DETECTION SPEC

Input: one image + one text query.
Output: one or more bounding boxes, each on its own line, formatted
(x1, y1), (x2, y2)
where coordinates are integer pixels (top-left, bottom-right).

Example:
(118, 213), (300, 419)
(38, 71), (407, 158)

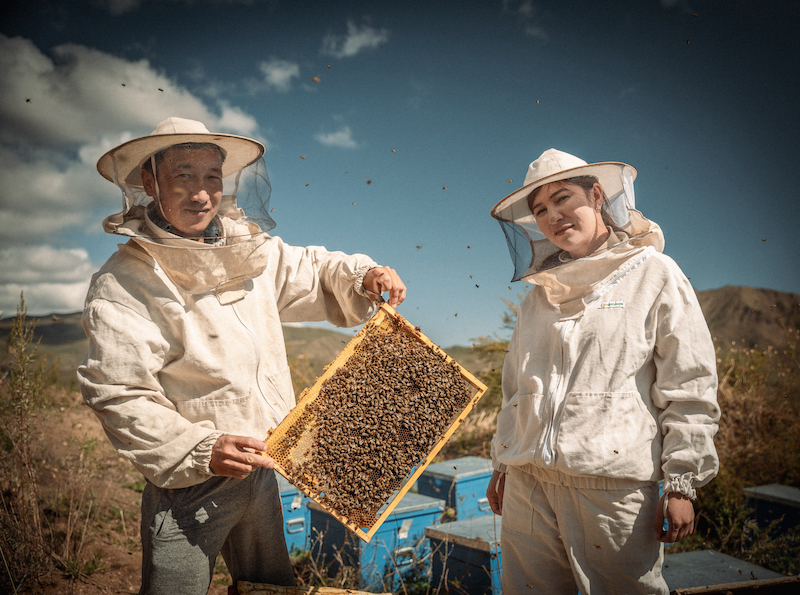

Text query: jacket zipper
(542, 318), (574, 466)
(231, 303), (283, 420)
(539, 249), (653, 466)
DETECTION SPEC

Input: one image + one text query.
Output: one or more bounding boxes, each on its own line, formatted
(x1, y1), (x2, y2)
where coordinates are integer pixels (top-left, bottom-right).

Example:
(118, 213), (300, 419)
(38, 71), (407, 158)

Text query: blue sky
(1, 0), (798, 348)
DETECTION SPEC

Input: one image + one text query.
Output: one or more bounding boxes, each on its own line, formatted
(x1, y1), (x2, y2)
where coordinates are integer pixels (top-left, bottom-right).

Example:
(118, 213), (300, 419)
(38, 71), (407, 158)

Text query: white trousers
(501, 466), (668, 595)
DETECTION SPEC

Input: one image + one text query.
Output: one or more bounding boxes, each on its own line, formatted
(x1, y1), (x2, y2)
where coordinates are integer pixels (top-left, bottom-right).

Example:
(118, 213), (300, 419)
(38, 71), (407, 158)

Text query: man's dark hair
(140, 142), (226, 175)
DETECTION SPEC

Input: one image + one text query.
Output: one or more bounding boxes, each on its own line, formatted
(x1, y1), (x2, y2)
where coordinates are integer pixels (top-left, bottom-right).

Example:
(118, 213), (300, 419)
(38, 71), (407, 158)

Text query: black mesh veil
(101, 146), (276, 242)
(492, 163), (647, 282)
(229, 156), (276, 233)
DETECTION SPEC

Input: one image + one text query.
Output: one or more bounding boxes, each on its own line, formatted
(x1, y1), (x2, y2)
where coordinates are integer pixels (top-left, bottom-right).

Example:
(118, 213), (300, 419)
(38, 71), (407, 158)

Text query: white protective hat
(491, 148), (637, 223)
(491, 149), (659, 281)
(97, 116), (265, 188)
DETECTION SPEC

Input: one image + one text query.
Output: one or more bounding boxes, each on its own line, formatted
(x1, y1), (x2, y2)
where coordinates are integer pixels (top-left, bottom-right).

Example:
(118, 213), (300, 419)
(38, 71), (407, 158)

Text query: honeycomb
(264, 303), (487, 542)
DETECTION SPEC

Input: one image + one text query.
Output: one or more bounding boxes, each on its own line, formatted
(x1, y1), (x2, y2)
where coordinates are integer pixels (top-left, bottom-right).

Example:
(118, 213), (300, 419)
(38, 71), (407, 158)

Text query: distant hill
(2, 285), (798, 387)
(696, 286), (799, 352)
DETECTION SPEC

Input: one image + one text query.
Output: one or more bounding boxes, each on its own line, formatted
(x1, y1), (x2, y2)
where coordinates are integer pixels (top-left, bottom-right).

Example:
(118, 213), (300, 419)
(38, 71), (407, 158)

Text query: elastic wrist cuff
(662, 472), (697, 500)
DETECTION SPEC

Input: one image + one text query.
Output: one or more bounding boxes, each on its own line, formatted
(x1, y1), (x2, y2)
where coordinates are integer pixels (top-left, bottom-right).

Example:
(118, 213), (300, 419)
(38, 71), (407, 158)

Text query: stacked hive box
(742, 484), (800, 537)
(278, 475), (310, 554)
(416, 456), (494, 521)
(309, 492), (445, 592)
(426, 515), (502, 595)
(302, 456), (496, 591)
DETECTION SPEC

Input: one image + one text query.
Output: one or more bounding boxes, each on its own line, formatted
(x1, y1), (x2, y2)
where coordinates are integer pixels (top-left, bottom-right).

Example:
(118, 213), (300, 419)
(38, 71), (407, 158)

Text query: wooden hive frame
(263, 303), (487, 543)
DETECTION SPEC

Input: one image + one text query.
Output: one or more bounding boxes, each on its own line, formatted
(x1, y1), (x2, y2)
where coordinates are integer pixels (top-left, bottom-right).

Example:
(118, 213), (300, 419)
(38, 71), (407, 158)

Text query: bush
(0, 295), (50, 592)
(0, 295), (109, 593)
(673, 313), (800, 575)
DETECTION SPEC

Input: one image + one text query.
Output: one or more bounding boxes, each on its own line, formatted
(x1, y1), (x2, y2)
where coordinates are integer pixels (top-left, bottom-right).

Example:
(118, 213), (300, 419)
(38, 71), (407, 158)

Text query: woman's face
(529, 180), (609, 258)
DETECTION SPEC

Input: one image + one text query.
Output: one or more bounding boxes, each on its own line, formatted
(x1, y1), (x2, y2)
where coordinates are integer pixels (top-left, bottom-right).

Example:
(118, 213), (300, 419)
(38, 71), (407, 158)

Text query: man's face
(142, 146), (224, 238)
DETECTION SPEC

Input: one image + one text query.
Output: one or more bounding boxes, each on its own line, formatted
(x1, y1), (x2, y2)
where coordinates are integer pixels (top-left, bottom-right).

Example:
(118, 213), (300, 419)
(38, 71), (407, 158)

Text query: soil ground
(7, 384), (492, 595)
(12, 387), (233, 595)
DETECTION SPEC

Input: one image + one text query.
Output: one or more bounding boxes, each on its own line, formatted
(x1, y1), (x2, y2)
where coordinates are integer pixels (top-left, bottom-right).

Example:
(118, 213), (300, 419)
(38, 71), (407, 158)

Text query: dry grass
(3, 296), (799, 592)
(666, 319), (800, 575)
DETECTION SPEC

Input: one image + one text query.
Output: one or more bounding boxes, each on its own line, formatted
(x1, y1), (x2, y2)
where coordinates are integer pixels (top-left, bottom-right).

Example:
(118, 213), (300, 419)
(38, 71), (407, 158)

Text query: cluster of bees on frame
(272, 316), (473, 528)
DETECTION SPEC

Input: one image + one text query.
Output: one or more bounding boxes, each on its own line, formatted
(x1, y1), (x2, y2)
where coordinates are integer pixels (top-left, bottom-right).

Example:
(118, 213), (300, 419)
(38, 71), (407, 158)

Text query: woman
(486, 149), (719, 594)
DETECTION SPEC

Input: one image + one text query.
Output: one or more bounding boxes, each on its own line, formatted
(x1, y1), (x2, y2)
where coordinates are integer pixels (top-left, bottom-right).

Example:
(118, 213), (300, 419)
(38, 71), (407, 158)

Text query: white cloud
(0, 281), (91, 316)
(0, 34), (268, 316)
(515, 0), (535, 18)
(92, 0), (262, 16)
(258, 57), (301, 92)
(94, 0), (142, 15)
(0, 246), (95, 285)
(524, 24), (548, 41)
(0, 145), (109, 242)
(314, 126), (359, 149)
(0, 34), (260, 150)
(322, 19), (390, 59)
(0, 246), (95, 315)
(502, 0), (548, 41)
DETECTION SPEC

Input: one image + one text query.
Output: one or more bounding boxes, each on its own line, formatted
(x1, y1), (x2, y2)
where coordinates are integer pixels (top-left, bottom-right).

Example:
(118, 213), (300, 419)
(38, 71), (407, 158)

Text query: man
(79, 117), (405, 594)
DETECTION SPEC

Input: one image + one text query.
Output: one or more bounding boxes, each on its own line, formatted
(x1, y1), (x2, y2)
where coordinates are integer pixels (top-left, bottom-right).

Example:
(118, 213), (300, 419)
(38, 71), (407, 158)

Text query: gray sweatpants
(139, 467), (296, 595)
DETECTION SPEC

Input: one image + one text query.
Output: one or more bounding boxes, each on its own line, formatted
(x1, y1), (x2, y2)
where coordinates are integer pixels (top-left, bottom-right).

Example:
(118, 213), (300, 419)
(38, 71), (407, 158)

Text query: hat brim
(491, 161), (637, 222)
(97, 132), (265, 187)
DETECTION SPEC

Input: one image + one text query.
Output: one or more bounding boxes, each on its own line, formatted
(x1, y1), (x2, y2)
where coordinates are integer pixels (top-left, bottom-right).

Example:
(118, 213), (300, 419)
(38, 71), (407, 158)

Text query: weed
(294, 529), (360, 590)
(214, 554), (232, 586)
(0, 294), (50, 593)
(123, 478), (146, 493)
(0, 295), (115, 593)
(677, 313), (800, 575)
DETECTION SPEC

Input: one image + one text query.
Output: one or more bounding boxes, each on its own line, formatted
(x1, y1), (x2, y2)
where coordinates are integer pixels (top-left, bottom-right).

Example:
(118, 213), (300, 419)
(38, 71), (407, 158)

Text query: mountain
(1, 286), (798, 387)
(696, 286), (799, 352)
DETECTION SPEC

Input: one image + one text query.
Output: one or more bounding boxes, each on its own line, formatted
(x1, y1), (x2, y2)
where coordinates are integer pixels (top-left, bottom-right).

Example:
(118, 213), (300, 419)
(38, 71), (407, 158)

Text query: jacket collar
(113, 210), (271, 304)
(526, 226), (663, 317)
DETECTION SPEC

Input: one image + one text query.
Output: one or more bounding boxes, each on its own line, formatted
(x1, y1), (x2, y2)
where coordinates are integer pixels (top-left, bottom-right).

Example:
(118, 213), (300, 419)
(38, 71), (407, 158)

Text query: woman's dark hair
(140, 142), (226, 176)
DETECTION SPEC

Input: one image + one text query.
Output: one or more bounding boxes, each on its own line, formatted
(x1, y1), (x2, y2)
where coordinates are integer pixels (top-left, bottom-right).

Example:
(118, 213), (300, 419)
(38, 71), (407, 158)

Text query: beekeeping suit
(78, 117), (384, 594)
(488, 149), (720, 595)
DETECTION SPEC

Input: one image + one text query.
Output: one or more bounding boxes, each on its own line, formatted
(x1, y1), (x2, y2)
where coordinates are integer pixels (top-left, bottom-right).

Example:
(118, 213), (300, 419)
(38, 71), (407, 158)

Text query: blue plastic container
(416, 456), (494, 521)
(426, 514), (503, 595)
(278, 474), (310, 554)
(309, 492), (445, 592)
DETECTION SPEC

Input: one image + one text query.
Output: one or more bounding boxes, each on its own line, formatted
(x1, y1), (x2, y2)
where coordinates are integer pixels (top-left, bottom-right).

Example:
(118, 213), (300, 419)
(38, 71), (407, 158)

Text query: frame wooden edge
(262, 303), (490, 544)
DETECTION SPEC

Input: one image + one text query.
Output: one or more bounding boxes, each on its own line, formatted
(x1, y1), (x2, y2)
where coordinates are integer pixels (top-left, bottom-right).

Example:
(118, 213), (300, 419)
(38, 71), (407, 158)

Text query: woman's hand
(210, 434), (274, 479)
(486, 470), (506, 515)
(363, 266), (406, 307)
(654, 492), (695, 543)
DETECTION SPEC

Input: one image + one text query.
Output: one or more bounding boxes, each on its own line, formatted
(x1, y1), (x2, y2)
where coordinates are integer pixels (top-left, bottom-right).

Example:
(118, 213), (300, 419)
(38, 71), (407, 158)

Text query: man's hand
(655, 491), (695, 543)
(486, 470), (506, 516)
(363, 266), (406, 307)
(210, 435), (275, 479)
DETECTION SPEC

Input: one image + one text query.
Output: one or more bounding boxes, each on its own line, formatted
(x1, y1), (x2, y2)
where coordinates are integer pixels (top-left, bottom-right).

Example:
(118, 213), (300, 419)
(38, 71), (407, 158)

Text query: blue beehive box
(278, 474), (310, 554)
(663, 549), (785, 591)
(417, 456), (494, 520)
(742, 483), (800, 537)
(426, 514), (502, 595)
(309, 492), (445, 592)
